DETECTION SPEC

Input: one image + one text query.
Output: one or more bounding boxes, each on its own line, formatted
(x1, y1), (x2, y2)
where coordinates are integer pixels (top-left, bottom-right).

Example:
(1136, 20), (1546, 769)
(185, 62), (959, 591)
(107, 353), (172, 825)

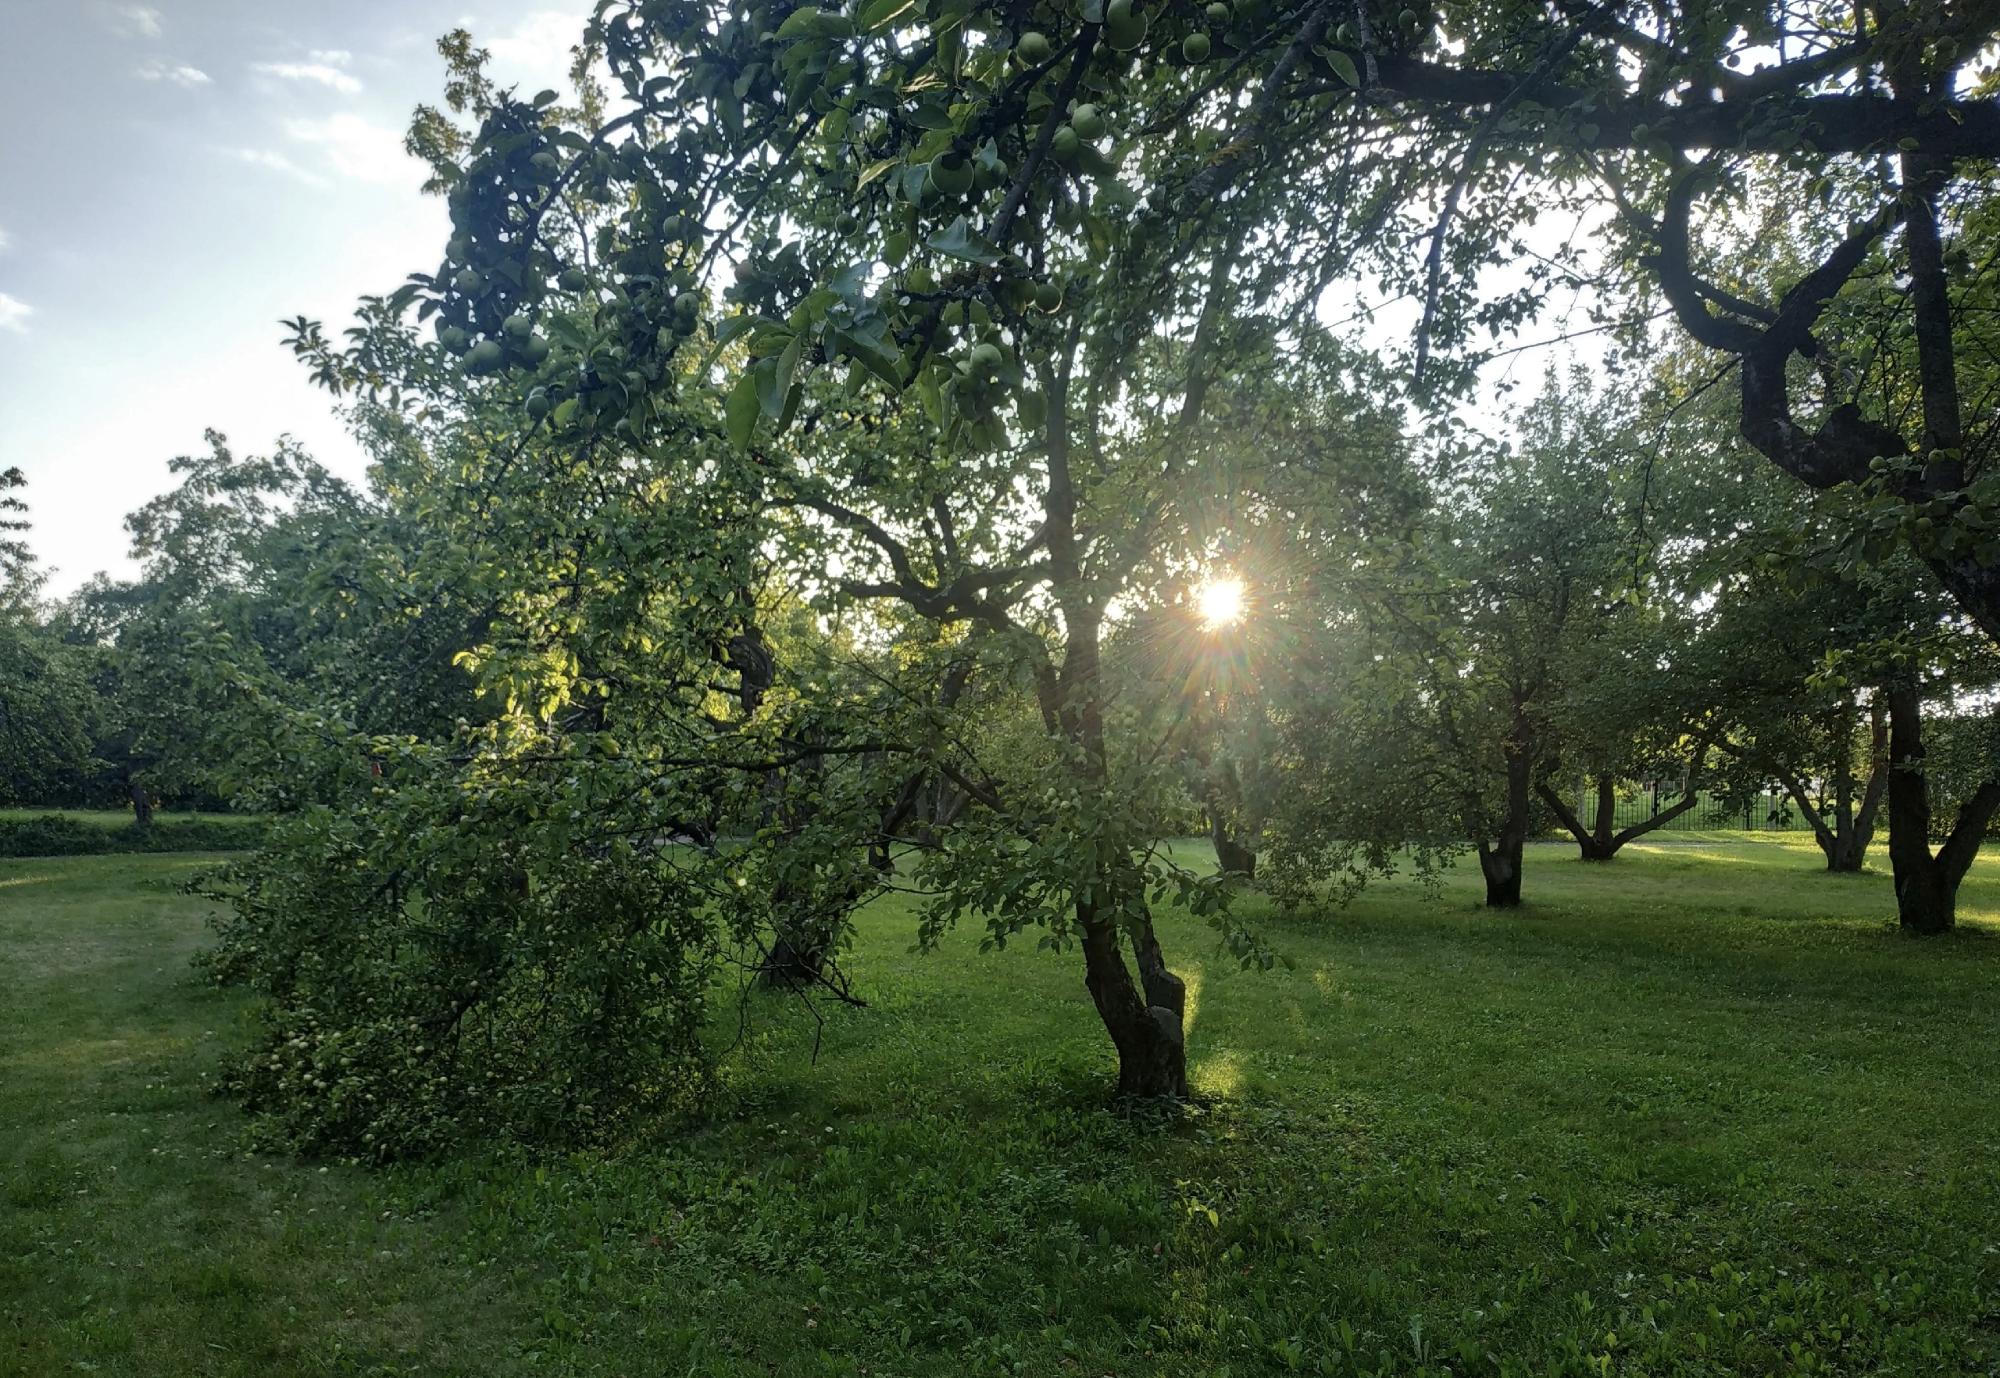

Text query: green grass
(5, 836), (1999, 1376)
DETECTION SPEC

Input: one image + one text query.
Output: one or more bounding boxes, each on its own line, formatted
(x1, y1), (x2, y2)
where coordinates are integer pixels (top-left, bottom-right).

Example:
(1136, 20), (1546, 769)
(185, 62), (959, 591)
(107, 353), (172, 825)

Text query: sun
(1194, 574), (1245, 629)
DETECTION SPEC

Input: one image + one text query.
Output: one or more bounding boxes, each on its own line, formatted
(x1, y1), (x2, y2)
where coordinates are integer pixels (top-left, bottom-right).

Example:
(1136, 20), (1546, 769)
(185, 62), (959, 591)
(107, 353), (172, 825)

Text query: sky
(0, 0), (596, 593)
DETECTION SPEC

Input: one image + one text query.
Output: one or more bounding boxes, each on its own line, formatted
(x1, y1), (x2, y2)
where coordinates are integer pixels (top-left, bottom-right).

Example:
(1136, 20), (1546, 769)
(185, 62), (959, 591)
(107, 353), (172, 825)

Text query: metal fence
(1554, 785), (1813, 835)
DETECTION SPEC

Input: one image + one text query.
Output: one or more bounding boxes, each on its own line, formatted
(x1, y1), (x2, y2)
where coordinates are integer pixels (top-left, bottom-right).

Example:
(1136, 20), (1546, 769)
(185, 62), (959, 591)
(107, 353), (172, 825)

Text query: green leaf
(857, 0), (915, 31)
(1327, 49), (1361, 87)
(725, 372), (760, 448)
(546, 316), (590, 350)
(926, 216), (1002, 266)
(766, 331), (806, 418)
(713, 314), (767, 348)
(830, 321), (905, 388)
(777, 7), (853, 39)
(857, 157), (903, 191)
(907, 98), (955, 131)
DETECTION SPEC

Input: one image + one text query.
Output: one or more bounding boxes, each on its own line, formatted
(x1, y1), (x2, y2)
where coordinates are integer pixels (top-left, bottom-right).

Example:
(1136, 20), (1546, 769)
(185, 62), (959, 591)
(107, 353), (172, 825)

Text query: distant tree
(1534, 610), (1722, 864)
(0, 467), (36, 607)
(66, 429), (488, 811)
(1700, 571), (1909, 874)
(1270, 375), (1687, 902)
(0, 471), (103, 807)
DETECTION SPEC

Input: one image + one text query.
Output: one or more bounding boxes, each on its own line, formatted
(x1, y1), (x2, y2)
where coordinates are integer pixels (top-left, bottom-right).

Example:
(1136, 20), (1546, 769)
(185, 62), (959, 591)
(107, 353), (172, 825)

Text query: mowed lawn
(4, 838), (1999, 1377)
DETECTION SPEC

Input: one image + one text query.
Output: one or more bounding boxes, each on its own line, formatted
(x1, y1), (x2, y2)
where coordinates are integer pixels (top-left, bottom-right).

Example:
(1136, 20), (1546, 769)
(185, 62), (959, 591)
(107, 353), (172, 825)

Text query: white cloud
(226, 147), (330, 189)
(251, 60), (362, 94)
(0, 294), (34, 335)
(284, 113), (414, 184)
(137, 59), (212, 88)
(111, 4), (163, 38)
(309, 49), (353, 66)
(485, 10), (592, 90)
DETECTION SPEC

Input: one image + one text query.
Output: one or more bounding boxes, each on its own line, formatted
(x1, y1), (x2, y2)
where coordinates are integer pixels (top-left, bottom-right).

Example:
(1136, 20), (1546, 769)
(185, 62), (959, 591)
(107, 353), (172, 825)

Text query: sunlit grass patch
(4, 843), (1999, 1374)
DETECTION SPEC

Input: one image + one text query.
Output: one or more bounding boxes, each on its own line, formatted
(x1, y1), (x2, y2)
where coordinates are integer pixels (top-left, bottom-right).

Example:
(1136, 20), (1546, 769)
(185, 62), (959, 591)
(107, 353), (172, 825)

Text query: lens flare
(1195, 575), (1245, 629)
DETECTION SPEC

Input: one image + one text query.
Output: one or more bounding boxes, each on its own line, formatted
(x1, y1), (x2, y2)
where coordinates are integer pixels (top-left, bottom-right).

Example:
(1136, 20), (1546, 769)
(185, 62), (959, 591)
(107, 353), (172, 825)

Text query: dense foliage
(11, 0), (2000, 1152)
(0, 814), (269, 859)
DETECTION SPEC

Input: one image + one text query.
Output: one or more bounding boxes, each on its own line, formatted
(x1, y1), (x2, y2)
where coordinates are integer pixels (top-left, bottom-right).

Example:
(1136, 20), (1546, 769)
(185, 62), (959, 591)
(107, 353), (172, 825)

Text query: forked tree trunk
(1536, 774), (1622, 861)
(1536, 728), (1717, 863)
(1079, 900), (1189, 1098)
(1772, 692), (1888, 873)
(1823, 702), (1887, 873)
(1885, 682), (2000, 935)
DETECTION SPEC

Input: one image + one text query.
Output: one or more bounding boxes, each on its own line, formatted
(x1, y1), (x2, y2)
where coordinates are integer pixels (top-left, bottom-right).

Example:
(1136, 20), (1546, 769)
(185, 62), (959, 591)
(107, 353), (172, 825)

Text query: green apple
(1104, 0), (1147, 49)
(926, 151), (975, 196)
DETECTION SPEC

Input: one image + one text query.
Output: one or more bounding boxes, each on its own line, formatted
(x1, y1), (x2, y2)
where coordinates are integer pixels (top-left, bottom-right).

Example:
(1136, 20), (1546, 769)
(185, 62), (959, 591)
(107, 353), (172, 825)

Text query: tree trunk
(1816, 691), (1886, 873)
(1885, 681), (1948, 933)
(1536, 775), (1618, 860)
(1476, 722), (1535, 905)
(1886, 683), (1938, 931)
(1537, 773), (1703, 862)
(1885, 682), (2000, 935)
(1824, 745), (1884, 871)
(1040, 350), (1188, 1099)
(128, 778), (152, 830)
(1892, 857), (1957, 936)
(1080, 901), (1188, 1097)
(1476, 840), (1524, 906)
(1210, 811), (1257, 877)
(1770, 692), (1887, 874)
(1581, 772), (1617, 859)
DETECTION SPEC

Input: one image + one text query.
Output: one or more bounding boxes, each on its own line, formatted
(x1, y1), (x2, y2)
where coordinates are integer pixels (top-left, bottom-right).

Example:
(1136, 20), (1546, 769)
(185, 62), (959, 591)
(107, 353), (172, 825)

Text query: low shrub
(0, 814), (268, 858)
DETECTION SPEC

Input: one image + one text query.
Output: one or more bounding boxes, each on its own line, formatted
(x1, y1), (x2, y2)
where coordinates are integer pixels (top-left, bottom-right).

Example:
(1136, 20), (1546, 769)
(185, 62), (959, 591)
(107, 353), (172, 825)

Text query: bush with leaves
(203, 739), (735, 1159)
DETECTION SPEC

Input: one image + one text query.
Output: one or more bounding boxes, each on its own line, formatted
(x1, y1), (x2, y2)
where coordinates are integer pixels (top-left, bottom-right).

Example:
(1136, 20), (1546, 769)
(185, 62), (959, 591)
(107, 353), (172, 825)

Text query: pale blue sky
(0, 0), (594, 592)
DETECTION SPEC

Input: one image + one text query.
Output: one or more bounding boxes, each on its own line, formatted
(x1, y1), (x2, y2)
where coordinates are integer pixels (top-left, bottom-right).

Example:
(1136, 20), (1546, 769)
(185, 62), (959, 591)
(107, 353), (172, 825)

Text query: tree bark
(1819, 694), (1890, 872)
(1478, 733), (1533, 906)
(1476, 839), (1524, 906)
(128, 777), (152, 830)
(1536, 778), (1616, 861)
(1208, 802), (1257, 877)
(1761, 692), (1889, 873)
(1080, 908), (1188, 1097)
(1885, 683), (2000, 935)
